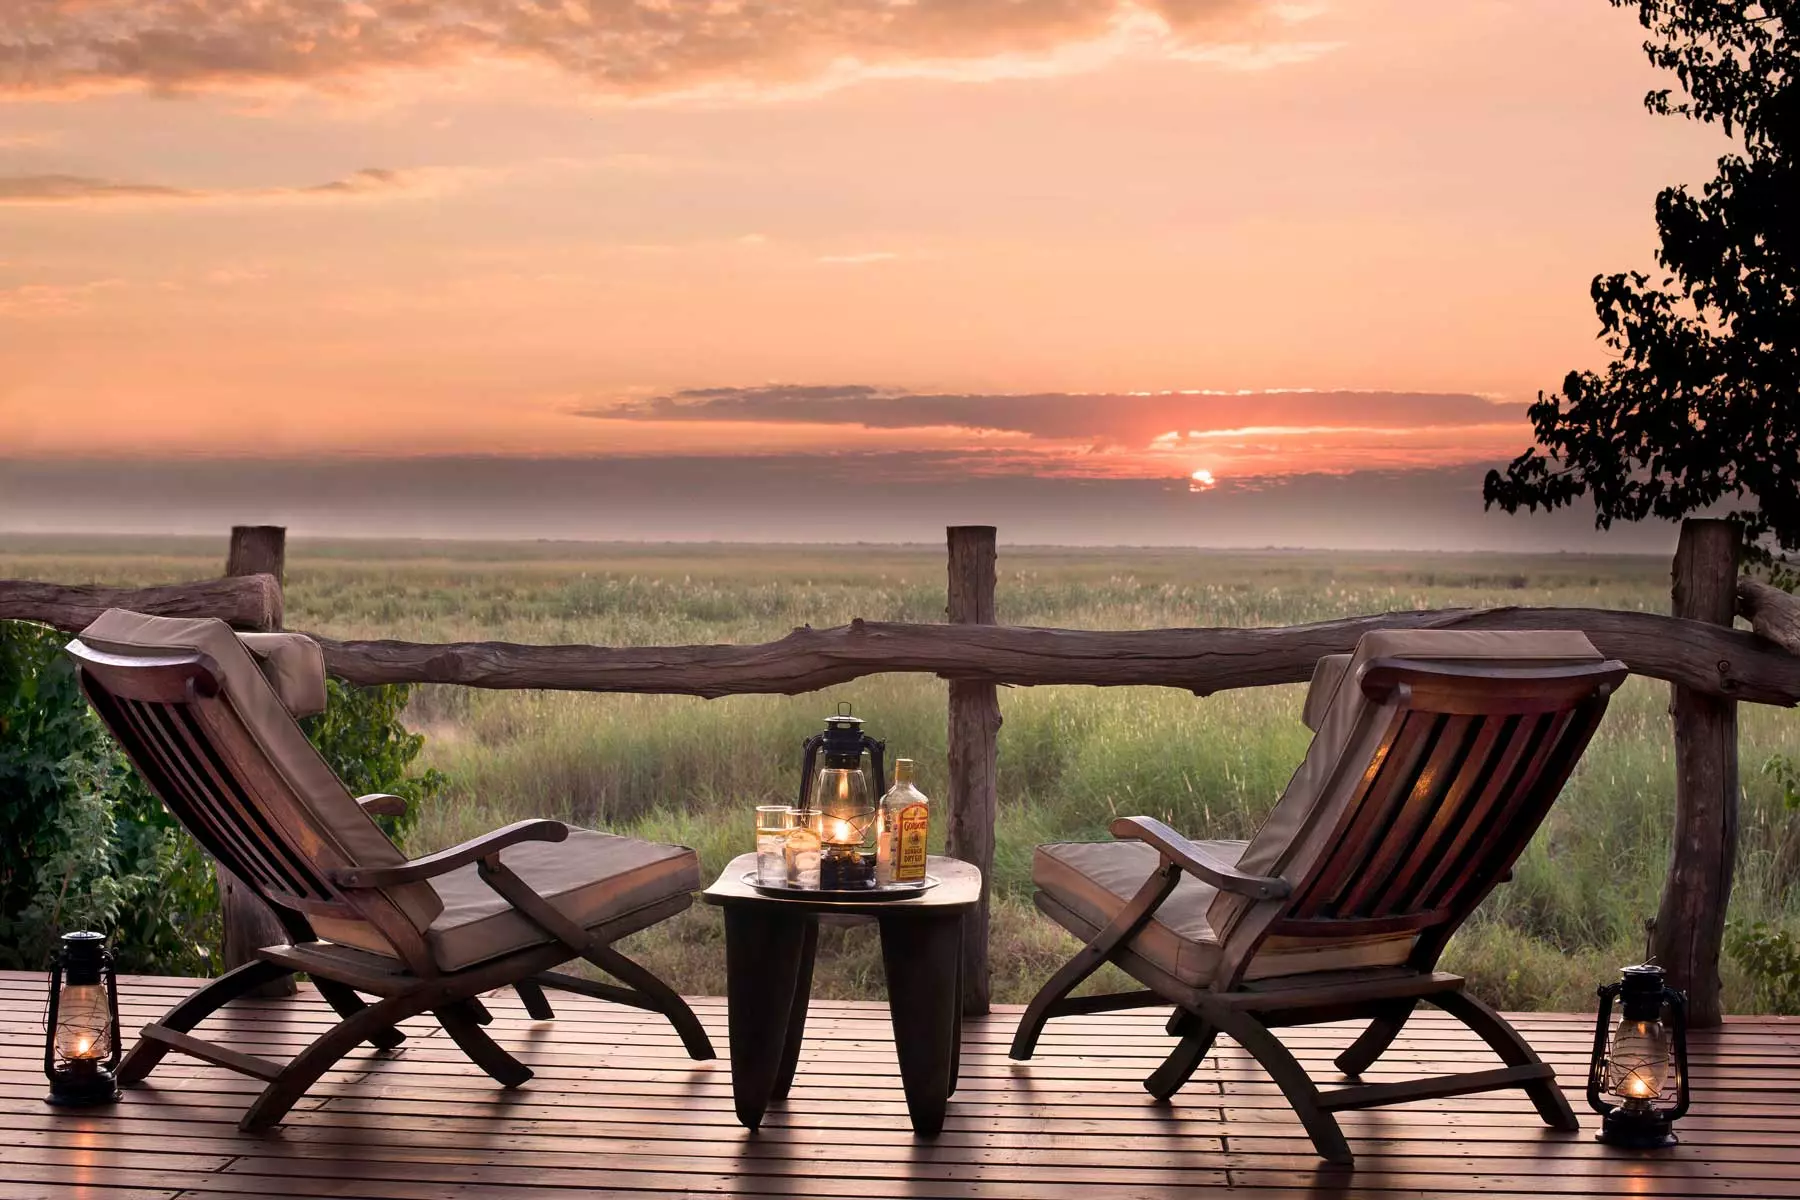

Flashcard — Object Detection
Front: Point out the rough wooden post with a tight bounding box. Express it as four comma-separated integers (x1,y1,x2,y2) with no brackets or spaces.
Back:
225,525,286,632
1653,518,1740,1027
220,525,297,996
945,525,1000,1016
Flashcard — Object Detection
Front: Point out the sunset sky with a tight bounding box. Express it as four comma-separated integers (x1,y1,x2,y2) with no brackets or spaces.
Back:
0,1,1729,546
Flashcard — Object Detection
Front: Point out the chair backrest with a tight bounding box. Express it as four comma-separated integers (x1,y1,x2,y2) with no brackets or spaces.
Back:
1209,629,1626,989
66,610,444,973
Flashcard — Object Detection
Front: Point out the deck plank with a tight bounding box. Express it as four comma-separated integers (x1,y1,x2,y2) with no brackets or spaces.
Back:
0,971,1793,1197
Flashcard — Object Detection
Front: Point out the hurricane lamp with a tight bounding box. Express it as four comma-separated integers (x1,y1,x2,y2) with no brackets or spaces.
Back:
44,931,122,1108
797,702,885,853
1587,963,1688,1147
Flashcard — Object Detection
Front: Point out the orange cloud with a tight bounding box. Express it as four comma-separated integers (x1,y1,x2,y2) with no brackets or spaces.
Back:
2,1,1322,102
0,167,454,207
0,278,126,317
574,385,1534,479
594,385,1525,446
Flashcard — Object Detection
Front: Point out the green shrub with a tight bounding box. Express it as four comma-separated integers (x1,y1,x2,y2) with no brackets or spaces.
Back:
0,620,214,974
1725,920,1800,1014
0,619,442,975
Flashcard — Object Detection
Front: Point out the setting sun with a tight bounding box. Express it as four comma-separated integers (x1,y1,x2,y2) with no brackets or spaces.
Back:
1189,469,1217,493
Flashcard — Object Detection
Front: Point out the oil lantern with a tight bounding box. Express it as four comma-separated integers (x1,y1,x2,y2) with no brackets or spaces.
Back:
1587,963,1689,1147
44,931,122,1107
798,703,885,887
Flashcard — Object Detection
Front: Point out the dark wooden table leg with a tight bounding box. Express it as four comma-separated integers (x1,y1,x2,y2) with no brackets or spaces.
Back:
771,915,818,1101
724,905,811,1131
878,910,963,1136
948,916,964,1095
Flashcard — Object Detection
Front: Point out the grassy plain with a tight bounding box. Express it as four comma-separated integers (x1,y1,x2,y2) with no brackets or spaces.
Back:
5,535,1797,1010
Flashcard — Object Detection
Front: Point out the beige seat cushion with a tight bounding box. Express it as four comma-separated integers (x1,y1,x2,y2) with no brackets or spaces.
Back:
1034,840,1413,986
312,828,700,972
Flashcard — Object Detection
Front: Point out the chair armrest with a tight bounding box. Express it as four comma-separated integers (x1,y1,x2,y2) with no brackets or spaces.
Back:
1109,816,1291,901
330,820,569,888
357,793,408,818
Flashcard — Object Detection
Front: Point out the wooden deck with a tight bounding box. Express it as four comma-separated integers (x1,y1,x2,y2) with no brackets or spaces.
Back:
2,971,1795,1199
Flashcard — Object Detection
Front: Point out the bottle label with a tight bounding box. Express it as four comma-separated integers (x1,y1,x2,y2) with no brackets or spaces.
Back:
896,803,929,882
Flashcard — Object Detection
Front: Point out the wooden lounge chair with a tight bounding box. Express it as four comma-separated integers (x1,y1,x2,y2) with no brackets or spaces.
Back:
66,609,714,1131
1011,630,1627,1165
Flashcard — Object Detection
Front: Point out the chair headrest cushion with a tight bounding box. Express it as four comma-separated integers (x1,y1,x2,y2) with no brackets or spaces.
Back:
74,610,329,718
1349,628,1603,670
1301,629,1601,731
237,634,329,718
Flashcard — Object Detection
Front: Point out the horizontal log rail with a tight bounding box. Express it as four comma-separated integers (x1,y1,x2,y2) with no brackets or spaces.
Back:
1740,576,1800,658
6,574,1795,705
306,605,1800,707
0,575,282,634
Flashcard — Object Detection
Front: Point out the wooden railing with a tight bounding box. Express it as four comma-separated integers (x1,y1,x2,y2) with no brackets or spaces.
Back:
5,522,1799,1024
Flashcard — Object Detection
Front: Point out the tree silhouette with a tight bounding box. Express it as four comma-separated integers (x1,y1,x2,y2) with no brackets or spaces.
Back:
1484,1,1796,560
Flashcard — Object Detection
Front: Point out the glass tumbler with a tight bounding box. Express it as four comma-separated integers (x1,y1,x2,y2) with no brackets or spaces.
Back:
755,805,795,885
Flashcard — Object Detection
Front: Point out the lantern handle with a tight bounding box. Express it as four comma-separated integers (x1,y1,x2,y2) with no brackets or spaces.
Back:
866,734,887,799
1665,987,1691,1121
1586,978,1622,1118
102,946,123,1074
798,730,825,810
42,958,63,1083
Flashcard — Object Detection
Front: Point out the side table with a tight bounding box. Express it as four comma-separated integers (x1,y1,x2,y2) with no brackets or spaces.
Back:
702,853,980,1136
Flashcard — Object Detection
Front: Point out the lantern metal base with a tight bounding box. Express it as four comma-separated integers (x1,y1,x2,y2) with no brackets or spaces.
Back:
1595,1110,1677,1149
45,1067,121,1108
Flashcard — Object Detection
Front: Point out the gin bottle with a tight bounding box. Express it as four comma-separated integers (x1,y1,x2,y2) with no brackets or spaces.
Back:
877,759,930,885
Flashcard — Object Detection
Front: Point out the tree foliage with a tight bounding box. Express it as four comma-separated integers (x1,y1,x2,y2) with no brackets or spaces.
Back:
0,621,216,974
1484,0,1797,558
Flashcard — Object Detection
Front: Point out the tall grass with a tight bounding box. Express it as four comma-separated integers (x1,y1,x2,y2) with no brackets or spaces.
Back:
5,536,1794,1009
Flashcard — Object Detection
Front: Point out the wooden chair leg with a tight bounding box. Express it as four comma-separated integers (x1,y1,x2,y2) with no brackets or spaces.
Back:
1209,1007,1355,1166
1010,945,1098,1061
1145,1017,1217,1101
313,978,405,1051
1432,990,1579,1131
1335,999,1416,1076
584,942,716,1061
465,996,494,1025
1013,869,1179,1060
513,979,556,1020
119,959,292,1086
435,1002,533,1088
240,992,423,1132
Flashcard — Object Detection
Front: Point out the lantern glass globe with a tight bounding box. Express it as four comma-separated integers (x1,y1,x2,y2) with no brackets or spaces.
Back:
1607,1017,1674,1104
811,766,874,845
53,983,112,1062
